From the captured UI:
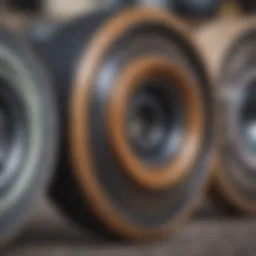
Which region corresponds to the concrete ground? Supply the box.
[3,198,256,256]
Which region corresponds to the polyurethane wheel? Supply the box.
[0,28,58,245]
[27,7,214,240]
[195,18,256,215]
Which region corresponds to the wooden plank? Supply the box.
[4,198,256,256]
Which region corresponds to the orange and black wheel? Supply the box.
[0,28,58,245]
[195,19,256,215]
[27,8,215,240]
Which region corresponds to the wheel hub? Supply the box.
[126,79,183,165]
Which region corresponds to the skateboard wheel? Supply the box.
[28,8,214,240]
[195,19,256,215]
[0,28,58,245]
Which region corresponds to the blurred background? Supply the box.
[1,0,256,18]
[1,1,256,256]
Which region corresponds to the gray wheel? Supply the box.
[213,29,256,214]
[195,20,256,214]
[0,28,58,245]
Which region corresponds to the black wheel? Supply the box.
[195,20,256,214]
[27,8,214,240]
[0,28,58,245]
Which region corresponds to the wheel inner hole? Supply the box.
[129,97,163,145]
